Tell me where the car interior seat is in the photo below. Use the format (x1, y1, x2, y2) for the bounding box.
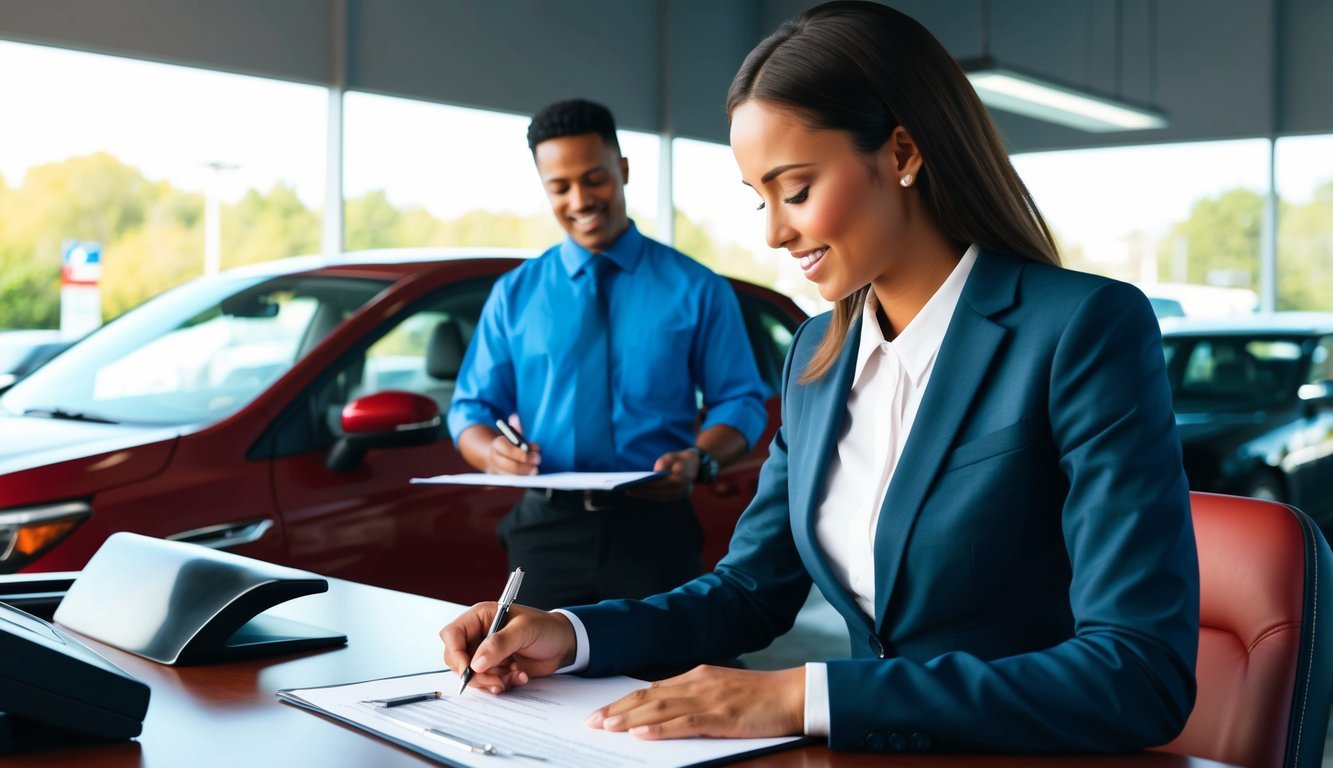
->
(422, 318, 465, 412)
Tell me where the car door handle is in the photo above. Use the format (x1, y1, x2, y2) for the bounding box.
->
(167, 519, 274, 550)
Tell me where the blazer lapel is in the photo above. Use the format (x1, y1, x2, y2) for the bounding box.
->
(872, 250, 1021, 631)
(790, 317, 867, 627)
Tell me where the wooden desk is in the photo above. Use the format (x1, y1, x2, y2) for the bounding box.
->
(12, 579, 1238, 768)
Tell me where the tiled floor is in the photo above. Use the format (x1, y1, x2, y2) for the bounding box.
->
(744, 590, 1333, 766)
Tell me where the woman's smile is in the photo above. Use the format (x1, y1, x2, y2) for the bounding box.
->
(793, 246, 828, 279)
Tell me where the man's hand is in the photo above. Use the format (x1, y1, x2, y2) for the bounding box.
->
(460, 417, 541, 475)
(624, 448, 699, 501)
(586, 665, 805, 739)
(486, 432, 541, 475)
(440, 603, 578, 694)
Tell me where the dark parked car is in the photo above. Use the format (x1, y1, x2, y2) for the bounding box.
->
(1162, 314, 1333, 530)
(0, 330, 72, 393)
(0, 250, 806, 604)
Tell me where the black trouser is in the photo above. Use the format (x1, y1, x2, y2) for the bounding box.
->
(496, 489, 703, 610)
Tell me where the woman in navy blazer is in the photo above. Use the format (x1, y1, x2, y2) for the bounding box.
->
(442, 1, 1198, 753)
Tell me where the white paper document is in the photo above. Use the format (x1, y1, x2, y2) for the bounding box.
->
(278, 670, 802, 768)
(410, 471, 663, 492)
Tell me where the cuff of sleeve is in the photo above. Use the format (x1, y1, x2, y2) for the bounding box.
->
(804, 662, 830, 737)
(446, 412, 487, 448)
(699, 400, 767, 453)
(551, 609, 590, 674)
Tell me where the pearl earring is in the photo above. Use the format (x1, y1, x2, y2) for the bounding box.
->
(899, 174, 914, 188)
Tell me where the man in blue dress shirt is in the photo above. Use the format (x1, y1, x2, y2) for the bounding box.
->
(448, 99, 768, 609)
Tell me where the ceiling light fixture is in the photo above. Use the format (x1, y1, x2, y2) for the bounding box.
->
(961, 0, 1167, 132)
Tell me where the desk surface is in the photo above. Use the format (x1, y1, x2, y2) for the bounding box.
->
(14, 579, 1238, 768)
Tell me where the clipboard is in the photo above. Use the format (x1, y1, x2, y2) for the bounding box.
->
(278, 669, 807, 768)
(410, 471, 665, 492)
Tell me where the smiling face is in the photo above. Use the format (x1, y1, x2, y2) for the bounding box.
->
(534, 132, 631, 253)
(730, 100, 925, 302)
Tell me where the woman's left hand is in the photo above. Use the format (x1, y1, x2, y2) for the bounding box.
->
(586, 665, 805, 739)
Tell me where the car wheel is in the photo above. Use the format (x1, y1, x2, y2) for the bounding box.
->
(1243, 476, 1284, 503)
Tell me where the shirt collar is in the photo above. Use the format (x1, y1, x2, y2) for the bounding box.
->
(852, 244, 979, 389)
(559, 220, 645, 278)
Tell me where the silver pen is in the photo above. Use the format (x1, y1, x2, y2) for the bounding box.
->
(459, 567, 524, 695)
(360, 691, 443, 707)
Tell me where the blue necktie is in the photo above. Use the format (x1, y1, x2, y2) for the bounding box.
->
(574, 256, 615, 470)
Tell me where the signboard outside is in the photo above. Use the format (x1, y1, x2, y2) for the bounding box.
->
(61, 240, 103, 337)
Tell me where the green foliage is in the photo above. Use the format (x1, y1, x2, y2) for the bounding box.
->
(1275, 180, 1333, 310)
(344, 192, 563, 252)
(1160, 188, 1264, 289)
(0, 152, 161, 327)
(1156, 184, 1333, 310)
(674, 212, 778, 287)
(226, 183, 321, 267)
(8, 151, 1327, 329)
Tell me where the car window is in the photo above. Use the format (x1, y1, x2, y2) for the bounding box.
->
(270, 276, 497, 455)
(1148, 297, 1186, 320)
(353, 280, 494, 410)
(737, 292, 798, 395)
(1164, 335, 1305, 409)
(1307, 336, 1333, 385)
(1, 274, 386, 425)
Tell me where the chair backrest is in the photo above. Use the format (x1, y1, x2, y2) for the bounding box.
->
(1159, 492, 1333, 768)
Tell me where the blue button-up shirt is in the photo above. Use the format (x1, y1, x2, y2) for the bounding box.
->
(448, 223, 768, 473)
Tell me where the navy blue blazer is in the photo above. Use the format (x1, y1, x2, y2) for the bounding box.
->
(570, 249, 1199, 753)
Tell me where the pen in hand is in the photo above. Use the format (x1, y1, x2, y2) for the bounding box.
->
(495, 417, 530, 453)
(459, 567, 525, 696)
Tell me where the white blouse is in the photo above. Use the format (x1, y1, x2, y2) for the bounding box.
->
(805, 244, 977, 736)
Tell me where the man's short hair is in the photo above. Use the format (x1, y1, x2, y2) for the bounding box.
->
(527, 99, 621, 155)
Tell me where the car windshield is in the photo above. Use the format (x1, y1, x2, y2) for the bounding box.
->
(1163, 335, 1306, 410)
(0, 332, 61, 372)
(0, 345, 32, 373)
(0, 272, 387, 425)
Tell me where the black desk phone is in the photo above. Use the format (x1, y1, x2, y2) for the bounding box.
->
(0, 599, 149, 753)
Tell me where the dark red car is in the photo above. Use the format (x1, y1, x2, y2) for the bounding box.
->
(0, 251, 805, 604)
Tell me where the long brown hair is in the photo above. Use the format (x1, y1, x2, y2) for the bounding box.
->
(727, 1, 1060, 382)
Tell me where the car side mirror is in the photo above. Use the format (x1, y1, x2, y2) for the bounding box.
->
(1298, 380, 1333, 413)
(326, 391, 441, 473)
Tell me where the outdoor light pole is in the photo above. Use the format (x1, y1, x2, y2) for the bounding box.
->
(203, 161, 239, 275)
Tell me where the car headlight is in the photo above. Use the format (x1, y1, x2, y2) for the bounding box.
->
(0, 501, 91, 571)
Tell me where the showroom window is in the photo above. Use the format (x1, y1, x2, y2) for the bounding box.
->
(1275, 135, 1333, 311)
(1012, 139, 1272, 317)
(343, 92, 660, 252)
(672, 137, 828, 316)
(0, 41, 328, 326)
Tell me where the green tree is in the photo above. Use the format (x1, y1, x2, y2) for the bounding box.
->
(674, 211, 779, 288)
(0, 153, 166, 327)
(225, 182, 321, 267)
(1156, 183, 1333, 311)
(1158, 188, 1263, 290)
(1276, 180, 1333, 310)
(345, 189, 405, 251)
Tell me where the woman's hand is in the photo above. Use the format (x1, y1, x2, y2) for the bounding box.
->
(439, 603, 577, 693)
(586, 665, 805, 739)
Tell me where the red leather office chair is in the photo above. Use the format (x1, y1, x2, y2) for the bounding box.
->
(1159, 492, 1333, 768)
